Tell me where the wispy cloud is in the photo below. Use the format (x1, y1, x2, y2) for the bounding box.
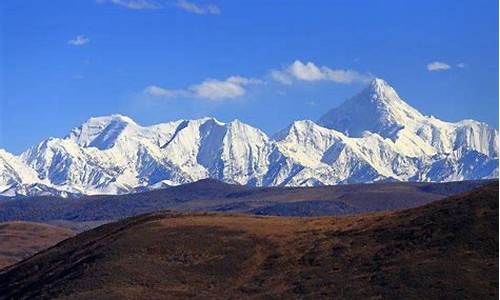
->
(96, 0, 220, 14)
(427, 61, 451, 71)
(144, 85, 188, 97)
(96, 0, 160, 10)
(145, 76, 260, 101)
(270, 69, 293, 85)
(270, 60, 372, 85)
(67, 35, 90, 46)
(457, 62, 466, 68)
(306, 100, 318, 106)
(175, 0, 220, 15)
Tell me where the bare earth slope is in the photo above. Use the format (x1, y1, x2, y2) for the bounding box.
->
(0, 222, 74, 269)
(0, 183, 497, 299)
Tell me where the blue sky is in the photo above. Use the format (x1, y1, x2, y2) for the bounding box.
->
(1, 0, 498, 153)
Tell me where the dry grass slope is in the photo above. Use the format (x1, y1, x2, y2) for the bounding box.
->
(0, 222, 74, 269)
(0, 183, 497, 299)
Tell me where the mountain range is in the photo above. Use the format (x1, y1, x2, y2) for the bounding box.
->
(0, 78, 498, 197)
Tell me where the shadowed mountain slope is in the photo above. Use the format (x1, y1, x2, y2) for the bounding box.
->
(0, 179, 492, 222)
(0, 183, 497, 299)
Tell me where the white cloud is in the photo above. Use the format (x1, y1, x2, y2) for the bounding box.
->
(144, 76, 259, 101)
(225, 76, 262, 85)
(97, 0, 221, 14)
(270, 69, 293, 85)
(96, 0, 159, 9)
(324, 69, 371, 84)
(270, 60, 371, 84)
(288, 61, 325, 81)
(144, 85, 187, 97)
(427, 61, 451, 71)
(175, 0, 220, 15)
(457, 62, 466, 68)
(67, 35, 90, 46)
(145, 61, 369, 102)
(190, 78, 244, 99)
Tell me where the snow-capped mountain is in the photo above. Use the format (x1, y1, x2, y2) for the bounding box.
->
(0, 78, 497, 197)
(0, 149, 40, 193)
(318, 78, 498, 158)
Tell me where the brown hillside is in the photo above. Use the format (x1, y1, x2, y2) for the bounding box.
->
(0, 222, 74, 270)
(0, 183, 497, 299)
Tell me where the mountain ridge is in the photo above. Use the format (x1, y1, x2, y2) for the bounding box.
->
(1, 78, 498, 197)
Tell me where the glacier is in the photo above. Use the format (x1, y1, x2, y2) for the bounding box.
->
(0, 78, 498, 197)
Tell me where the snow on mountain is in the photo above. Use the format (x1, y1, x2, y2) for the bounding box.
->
(20, 115, 188, 194)
(319, 78, 425, 139)
(318, 78, 499, 158)
(152, 117, 272, 185)
(425, 149, 499, 182)
(273, 120, 418, 185)
(0, 149, 41, 193)
(8, 116, 274, 195)
(0, 78, 497, 197)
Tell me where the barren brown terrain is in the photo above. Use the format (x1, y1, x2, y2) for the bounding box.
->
(0, 222, 74, 270)
(0, 183, 497, 299)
